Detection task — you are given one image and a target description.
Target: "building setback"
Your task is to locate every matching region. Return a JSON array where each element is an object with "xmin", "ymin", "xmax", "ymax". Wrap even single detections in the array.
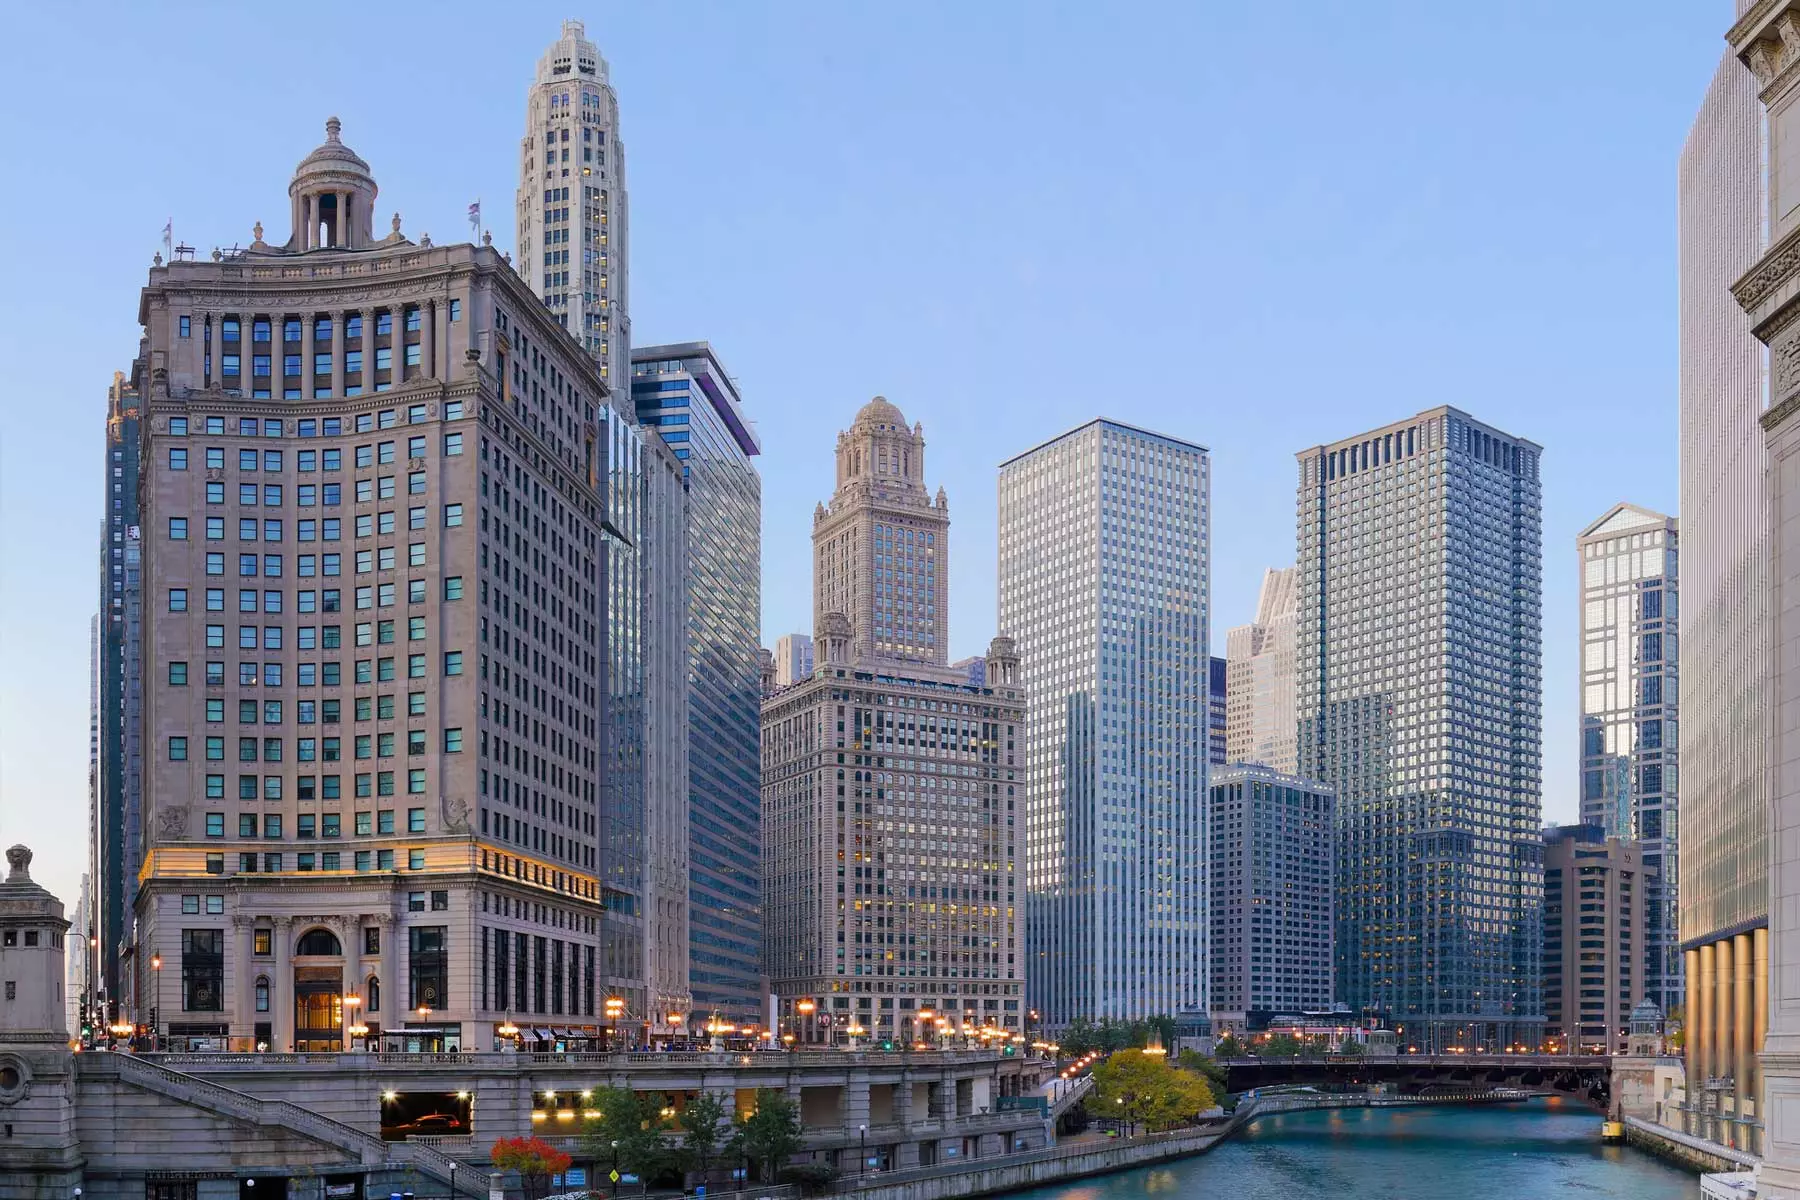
[
  {"xmin": 1208, "ymin": 765, "xmax": 1333, "ymax": 1035},
  {"xmin": 1224, "ymin": 566, "xmax": 1299, "ymax": 776},
  {"xmin": 131, "ymin": 119, "xmax": 622, "ymax": 1053},
  {"xmin": 1576, "ymin": 503, "xmax": 1680, "ymax": 1019},
  {"xmin": 763, "ymin": 398, "xmax": 1025, "ymax": 1044},
  {"xmin": 999, "ymin": 419, "xmax": 1210, "ymax": 1027},
  {"xmin": 1296, "ymin": 407, "xmax": 1544, "ymax": 1052},
  {"xmin": 632, "ymin": 342, "xmax": 765, "ymax": 1024},
  {"xmin": 1542, "ymin": 825, "xmax": 1651, "ymax": 1055}
]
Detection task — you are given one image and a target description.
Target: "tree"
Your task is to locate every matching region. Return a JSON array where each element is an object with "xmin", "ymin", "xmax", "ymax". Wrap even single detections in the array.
[
  {"xmin": 491, "ymin": 1136, "xmax": 572, "ymax": 1200},
  {"xmin": 680, "ymin": 1090, "xmax": 730, "ymax": 1190},
  {"xmin": 1213, "ymin": 1033, "xmax": 1246, "ymax": 1059},
  {"xmin": 1090, "ymin": 1048, "xmax": 1217, "ymax": 1134},
  {"xmin": 580, "ymin": 1088, "xmax": 673, "ymax": 1193},
  {"xmin": 1176, "ymin": 1049, "xmax": 1228, "ymax": 1096},
  {"xmin": 1336, "ymin": 1038, "xmax": 1364, "ymax": 1057},
  {"xmin": 1261, "ymin": 1033, "xmax": 1303, "ymax": 1058},
  {"xmin": 728, "ymin": 1089, "xmax": 805, "ymax": 1182}
]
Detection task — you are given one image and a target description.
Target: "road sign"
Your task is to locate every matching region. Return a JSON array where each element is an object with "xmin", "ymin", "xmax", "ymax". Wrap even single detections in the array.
[{"xmin": 609, "ymin": 1171, "xmax": 621, "ymax": 1184}]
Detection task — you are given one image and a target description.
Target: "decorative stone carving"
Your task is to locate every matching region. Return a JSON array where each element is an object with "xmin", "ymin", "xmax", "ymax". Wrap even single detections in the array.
[
  {"xmin": 0, "ymin": 1054, "xmax": 34, "ymax": 1107},
  {"xmin": 157, "ymin": 807, "xmax": 188, "ymax": 839}
]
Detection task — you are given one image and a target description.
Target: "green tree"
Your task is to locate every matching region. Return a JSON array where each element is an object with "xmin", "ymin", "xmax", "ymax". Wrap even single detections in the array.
[
  {"xmin": 728, "ymin": 1089, "xmax": 805, "ymax": 1182},
  {"xmin": 1061, "ymin": 1017, "xmax": 1097, "ymax": 1055},
  {"xmin": 679, "ymin": 1090, "xmax": 730, "ymax": 1190},
  {"xmin": 1090, "ymin": 1048, "xmax": 1217, "ymax": 1134},
  {"xmin": 1261, "ymin": 1033, "xmax": 1303, "ymax": 1058},
  {"xmin": 580, "ymin": 1088, "xmax": 672, "ymax": 1193},
  {"xmin": 1213, "ymin": 1033, "xmax": 1246, "ymax": 1058},
  {"xmin": 1176, "ymin": 1049, "xmax": 1228, "ymax": 1095},
  {"xmin": 1336, "ymin": 1038, "xmax": 1364, "ymax": 1057}
]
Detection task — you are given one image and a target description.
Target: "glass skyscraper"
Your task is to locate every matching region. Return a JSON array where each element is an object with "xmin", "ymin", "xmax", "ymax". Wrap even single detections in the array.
[
  {"xmin": 1577, "ymin": 503, "xmax": 1680, "ymax": 1017},
  {"xmin": 999, "ymin": 419, "xmax": 1210, "ymax": 1027},
  {"xmin": 632, "ymin": 343, "xmax": 764, "ymax": 1024},
  {"xmin": 1296, "ymin": 407, "xmax": 1543, "ymax": 1052}
]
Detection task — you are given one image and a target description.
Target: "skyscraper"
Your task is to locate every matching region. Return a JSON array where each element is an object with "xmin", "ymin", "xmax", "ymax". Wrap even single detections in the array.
[
  {"xmin": 1207, "ymin": 657, "xmax": 1227, "ymax": 767},
  {"xmin": 762, "ymin": 398, "xmax": 1026, "ymax": 1044},
  {"xmin": 632, "ymin": 343, "xmax": 765, "ymax": 1024},
  {"xmin": 998, "ymin": 419, "xmax": 1211, "ymax": 1027},
  {"xmin": 93, "ymin": 370, "xmax": 143, "ymax": 1020},
  {"xmin": 773, "ymin": 634, "xmax": 813, "ymax": 687},
  {"xmin": 131, "ymin": 119, "xmax": 616, "ymax": 1052},
  {"xmin": 1678, "ymin": 19, "xmax": 1768, "ymax": 1151},
  {"xmin": 516, "ymin": 19, "xmax": 629, "ymax": 384},
  {"xmin": 519, "ymin": 21, "xmax": 690, "ymax": 1036},
  {"xmin": 1541, "ymin": 825, "xmax": 1653, "ymax": 1055},
  {"xmin": 1224, "ymin": 566, "xmax": 1299, "ymax": 775},
  {"xmin": 1296, "ymin": 408, "xmax": 1543, "ymax": 1052},
  {"xmin": 812, "ymin": 398, "xmax": 950, "ymax": 670},
  {"xmin": 1576, "ymin": 503, "xmax": 1680, "ymax": 1017},
  {"xmin": 1208, "ymin": 765, "xmax": 1333, "ymax": 1035}
]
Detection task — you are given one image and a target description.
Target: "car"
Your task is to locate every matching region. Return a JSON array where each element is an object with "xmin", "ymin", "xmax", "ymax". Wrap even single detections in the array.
[{"xmin": 399, "ymin": 1113, "xmax": 465, "ymax": 1134}]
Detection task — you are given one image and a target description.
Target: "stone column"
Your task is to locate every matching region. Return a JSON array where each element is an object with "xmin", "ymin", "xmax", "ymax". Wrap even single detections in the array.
[
  {"xmin": 1686, "ymin": 945, "xmax": 1701, "ymax": 1131},
  {"xmin": 302, "ymin": 314, "xmax": 318, "ymax": 399},
  {"xmin": 1699, "ymin": 942, "xmax": 1716, "ymax": 1095},
  {"xmin": 422, "ymin": 299, "xmax": 437, "ymax": 380},
  {"xmin": 1730, "ymin": 10, "xmax": 1800, "ymax": 1191},
  {"xmin": 1739, "ymin": 932, "xmax": 1755, "ymax": 1141},
  {"xmin": 329, "ymin": 309, "xmax": 346, "ymax": 398},
  {"xmin": 234, "ymin": 914, "xmax": 256, "ymax": 1048},
  {"xmin": 1719, "ymin": 940, "xmax": 1737, "ymax": 1145},
  {"xmin": 272, "ymin": 916, "xmax": 294, "ymax": 1051},
  {"xmin": 207, "ymin": 313, "xmax": 222, "ymax": 388},
  {"xmin": 1761, "ymin": 927, "xmax": 1773, "ymax": 1141}
]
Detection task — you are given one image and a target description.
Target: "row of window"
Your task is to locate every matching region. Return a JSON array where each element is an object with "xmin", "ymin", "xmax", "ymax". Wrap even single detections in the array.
[
  {"xmin": 166, "ymin": 401, "xmax": 465, "ymax": 441},
  {"xmin": 168, "ymin": 728, "xmax": 463, "ymax": 761},
  {"xmin": 169, "ymin": 505, "xmax": 463, "ymax": 542},
  {"xmin": 167, "ymin": 577, "xmax": 462, "ymax": 614},
  {"xmin": 179, "ymin": 311, "xmax": 439, "ymax": 342},
  {"xmin": 167, "ymin": 652, "xmax": 462, "ymax": 688},
  {"xmin": 196, "ymin": 808, "xmax": 431, "ymax": 839}
]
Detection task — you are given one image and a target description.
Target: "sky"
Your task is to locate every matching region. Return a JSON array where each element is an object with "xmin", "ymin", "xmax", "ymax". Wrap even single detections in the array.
[{"xmin": 0, "ymin": 1, "xmax": 1732, "ymax": 907}]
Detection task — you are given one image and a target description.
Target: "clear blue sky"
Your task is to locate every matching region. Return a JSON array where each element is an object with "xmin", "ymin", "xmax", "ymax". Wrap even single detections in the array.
[{"xmin": 0, "ymin": 1, "xmax": 1730, "ymax": 906}]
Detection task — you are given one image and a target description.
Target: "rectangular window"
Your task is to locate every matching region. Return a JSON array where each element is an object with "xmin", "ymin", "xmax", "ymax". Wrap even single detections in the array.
[
  {"xmin": 182, "ymin": 929, "xmax": 225, "ymax": 1011},
  {"xmin": 443, "ymin": 651, "xmax": 463, "ymax": 676},
  {"xmin": 169, "ymin": 737, "xmax": 189, "ymax": 761},
  {"xmin": 169, "ymin": 517, "xmax": 188, "ymax": 540}
]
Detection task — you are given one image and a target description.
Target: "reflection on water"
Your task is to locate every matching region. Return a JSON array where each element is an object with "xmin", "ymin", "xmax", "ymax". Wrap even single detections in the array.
[{"xmin": 1007, "ymin": 1099, "xmax": 1699, "ymax": 1200}]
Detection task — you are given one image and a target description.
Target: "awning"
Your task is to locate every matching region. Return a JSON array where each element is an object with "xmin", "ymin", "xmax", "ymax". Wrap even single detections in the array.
[{"xmin": 533, "ymin": 1027, "xmax": 554, "ymax": 1040}]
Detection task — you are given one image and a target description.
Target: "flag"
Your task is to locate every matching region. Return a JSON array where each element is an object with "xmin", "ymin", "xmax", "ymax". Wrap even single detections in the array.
[{"xmin": 468, "ymin": 201, "xmax": 481, "ymax": 231}]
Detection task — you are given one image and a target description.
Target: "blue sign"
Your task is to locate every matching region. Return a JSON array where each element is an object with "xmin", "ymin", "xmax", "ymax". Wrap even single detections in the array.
[{"xmin": 621, "ymin": 1175, "xmax": 640, "ymax": 1185}]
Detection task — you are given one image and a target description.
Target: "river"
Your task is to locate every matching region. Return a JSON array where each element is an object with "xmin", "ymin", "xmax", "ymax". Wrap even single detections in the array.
[{"xmin": 1008, "ymin": 1098, "xmax": 1702, "ymax": 1200}]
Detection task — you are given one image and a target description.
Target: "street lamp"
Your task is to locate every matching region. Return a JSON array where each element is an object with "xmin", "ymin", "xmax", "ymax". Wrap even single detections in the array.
[
  {"xmin": 859, "ymin": 1123, "xmax": 868, "ymax": 1178},
  {"xmin": 797, "ymin": 998, "xmax": 816, "ymax": 1046},
  {"xmin": 149, "ymin": 952, "xmax": 163, "ymax": 1051}
]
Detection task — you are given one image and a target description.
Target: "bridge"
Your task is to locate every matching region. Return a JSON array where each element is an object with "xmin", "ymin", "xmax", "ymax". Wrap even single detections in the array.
[{"xmin": 1219, "ymin": 1054, "xmax": 1614, "ymax": 1107}]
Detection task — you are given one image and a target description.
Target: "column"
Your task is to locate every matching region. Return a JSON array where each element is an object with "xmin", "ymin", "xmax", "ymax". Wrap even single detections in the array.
[
  {"xmin": 272, "ymin": 916, "xmax": 294, "ymax": 1052},
  {"xmin": 1759, "ymin": 926, "xmax": 1771, "ymax": 1143},
  {"xmin": 207, "ymin": 313, "xmax": 222, "ymax": 388},
  {"xmin": 344, "ymin": 914, "xmax": 363, "ymax": 1048},
  {"xmin": 1686, "ymin": 945, "xmax": 1701, "ymax": 1131},
  {"xmin": 1720, "ymin": 939, "xmax": 1737, "ymax": 1146},
  {"xmin": 1738, "ymin": 933, "xmax": 1755, "ymax": 1140},
  {"xmin": 421, "ymin": 300, "xmax": 437, "ymax": 380},
  {"xmin": 302, "ymin": 314, "xmax": 318, "ymax": 399},
  {"xmin": 329, "ymin": 309, "xmax": 346, "ymax": 398},
  {"xmin": 234, "ymin": 915, "xmax": 256, "ymax": 1049},
  {"xmin": 1699, "ymin": 942, "xmax": 1716, "ymax": 1114}
]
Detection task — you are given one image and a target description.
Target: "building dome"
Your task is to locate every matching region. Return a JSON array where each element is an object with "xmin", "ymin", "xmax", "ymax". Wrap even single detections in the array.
[
  {"xmin": 855, "ymin": 396, "xmax": 907, "ymax": 430},
  {"xmin": 286, "ymin": 117, "xmax": 378, "ymax": 251}
]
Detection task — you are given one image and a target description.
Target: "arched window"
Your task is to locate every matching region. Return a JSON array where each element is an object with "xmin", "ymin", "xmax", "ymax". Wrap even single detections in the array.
[
  {"xmin": 367, "ymin": 975, "xmax": 381, "ymax": 1013},
  {"xmin": 295, "ymin": 927, "xmax": 343, "ymax": 957},
  {"xmin": 254, "ymin": 976, "xmax": 270, "ymax": 1013}
]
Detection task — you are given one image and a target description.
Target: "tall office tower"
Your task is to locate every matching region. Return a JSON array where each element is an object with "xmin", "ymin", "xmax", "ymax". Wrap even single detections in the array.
[
  {"xmin": 1680, "ymin": 15, "xmax": 1769, "ymax": 1154},
  {"xmin": 773, "ymin": 634, "xmax": 813, "ymax": 687},
  {"xmin": 1541, "ymin": 826, "xmax": 1652, "ymax": 1055},
  {"xmin": 68, "ymin": 874, "xmax": 93, "ymax": 1036},
  {"xmin": 517, "ymin": 19, "xmax": 629, "ymax": 384},
  {"xmin": 1207, "ymin": 765, "xmax": 1333, "ymax": 1036},
  {"xmin": 999, "ymin": 419, "xmax": 1211, "ymax": 1027},
  {"xmin": 1207, "ymin": 657, "xmax": 1227, "ymax": 767},
  {"xmin": 1576, "ymin": 504, "xmax": 1681, "ymax": 1018},
  {"xmin": 1224, "ymin": 566, "xmax": 1299, "ymax": 775},
  {"xmin": 131, "ymin": 120, "xmax": 619, "ymax": 1053},
  {"xmin": 93, "ymin": 371, "xmax": 143, "ymax": 1020},
  {"xmin": 812, "ymin": 398, "xmax": 950, "ymax": 670},
  {"xmin": 1296, "ymin": 408, "xmax": 1544, "ymax": 1053},
  {"xmin": 950, "ymin": 656, "xmax": 988, "ymax": 687},
  {"xmin": 763, "ymin": 398, "xmax": 1025, "ymax": 1044},
  {"xmin": 632, "ymin": 343, "xmax": 764, "ymax": 1023}
]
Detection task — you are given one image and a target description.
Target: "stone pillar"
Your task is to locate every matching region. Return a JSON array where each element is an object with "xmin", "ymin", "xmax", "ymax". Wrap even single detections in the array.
[
  {"xmin": 1699, "ymin": 942, "xmax": 1716, "ymax": 1094},
  {"xmin": 1719, "ymin": 939, "xmax": 1737, "ymax": 1145},
  {"xmin": 1731, "ymin": 10, "xmax": 1800, "ymax": 1191},
  {"xmin": 0, "ymin": 846, "xmax": 85, "ymax": 1195},
  {"xmin": 1686, "ymin": 945, "xmax": 1701, "ymax": 1130},
  {"xmin": 234, "ymin": 914, "xmax": 256, "ymax": 1047},
  {"xmin": 302, "ymin": 314, "xmax": 318, "ymax": 399},
  {"xmin": 272, "ymin": 915, "xmax": 294, "ymax": 1051},
  {"xmin": 207, "ymin": 312, "xmax": 222, "ymax": 387},
  {"xmin": 1761, "ymin": 926, "xmax": 1773, "ymax": 1139},
  {"xmin": 1739, "ymin": 932, "xmax": 1755, "ymax": 1139},
  {"xmin": 422, "ymin": 299, "xmax": 437, "ymax": 381},
  {"xmin": 345, "ymin": 913, "xmax": 363, "ymax": 1046},
  {"xmin": 329, "ymin": 309, "xmax": 346, "ymax": 398}
]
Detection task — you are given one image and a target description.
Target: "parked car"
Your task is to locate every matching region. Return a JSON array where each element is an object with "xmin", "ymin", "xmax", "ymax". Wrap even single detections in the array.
[{"xmin": 398, "ymin": 1113, "xmax": 465, "ymax": 1134}]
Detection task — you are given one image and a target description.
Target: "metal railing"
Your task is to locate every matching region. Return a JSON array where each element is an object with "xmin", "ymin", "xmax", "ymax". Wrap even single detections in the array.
[{"xmin": 132, "ymin": 1047, "xmax": 1018, "ymax": 1070}]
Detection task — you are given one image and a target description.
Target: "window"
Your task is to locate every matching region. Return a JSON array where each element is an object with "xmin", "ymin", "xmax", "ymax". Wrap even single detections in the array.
[
  {"xmin": 169, "ymin": 661, "xmax": 189, "ymax": 686},
  {"xmin": 255, "ymin": 976, "xmax": 271, "ymax": 1012},
  {"xmin": 169, "ymin": 517, "xmax": 188, "ymax": 540},
  {"xmin": 254, "ymin": 929, "xmax": 272, "ymax": 955},
  {"xmin": 169, "ymin": 588, "xmax": 188, "ymax": 612},
  {"xmin": 444, "ymin": 728, "xmax": 463, "ymax": 753},
  {"xmin": 180, "ymin": 315, "xmax": 192, "ymax": 338},
  {"xmin": 444, "ymin": 577, "xmax": 464, "ymax": 600},
  {"xmin": 409, "ymin": 927, "xmax": 447, "ymax": 1008},
  {"xmin": 205, "ymin": 812, "xmax": 224, "ymax": 838},
  {"xmin": 409, "ymin": 891, "xmax": 426, "ymax": 912},
  {"xmin": 264, "ymin": 814, "xmax": 282, "ymax": 838},
  {"xmin": 444, "ymin": 651, "xmax": 463, "ymax": 676},
  {"xmin": 408, "ymin": 849, "xmax": 426, "ymax": 870},
  {"xmin": 239, "ymin": 814, "xmax": 257, "ymax": 838},
  {"xmin": 444, "ymin": 432, "xmax": 463, "ymax": 456},
  {"xmin": 322, "ymin": 813, "xmax": 341, "ymax": 838},
  {"xmin": 444, "ymin": 503, "xmax": 463, "ymax": 527},
  {"xmin": 378, "ymin": 810, "xmax": 395, "ymax": 834},
  {"xmin": 170, "ymin": 447, "xmax": 189, "ymax": 470},
  {"xmin": 169, "ymin": 736, "xmax": 189, "ymax": 761},
  {"xmin": 182, "ymin": 929, "xmax": 225, "ymax": 1011},
  {"xmin": 408, "ymin": 807, "xmax": 426, "ymax": 832}
]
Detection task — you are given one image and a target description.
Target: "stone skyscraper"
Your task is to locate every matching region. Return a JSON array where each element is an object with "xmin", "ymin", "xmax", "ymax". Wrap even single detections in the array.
[
  {"xmin": 1296, "ymin": 408, "xmax": 1544, "ymax": 1053},
  {"xmin": 999, "ymin": 419, "xmax": 1211, "ymax": 1027},
  {"xmin": 1679, "ymin": 7, "xmax": 1768, "ymax": 1153},
  {"xmin": 1542, "ymin": 826, "xmax": 1652, "ymax": 1055},
  {"xmin": 632, "ymin": 343, "xmax": 764, "ymax": 1024},
  {"xmin": 519, "ymin": 22, "xmax": 691, "ymax": 1037},
  {"xmin": 1576, "ymin": 503, "xmax": 1680, "ymax": 1018},
  {"xmin": 516, "ymin": 19, "xmax": 629, "ymax": 386},
  {"xmin": 1224, "ymin": 566, "xmax": 1298, "ymax": 775},
  {"xmin": 130, "ymin": 119, "xmax": 619, "ymax": 1052},
  {"xmin": 763, "ymin": 398, "xmax": 1025, "ymax": 1045}
]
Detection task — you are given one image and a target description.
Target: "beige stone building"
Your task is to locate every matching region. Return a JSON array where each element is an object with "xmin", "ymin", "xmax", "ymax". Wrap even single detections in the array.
[
  {"xmin": 1541, "ymin": 825, "xmax": 1651, "ymax": 1055},
  {"xmin": 764, "ymin": 399, "xmax": 1025, "ymax": 1046},
  {"xmin": 1223, "ymin": 566, "xmax": 1298, "ymax": 775},
  {"xmin": 129, "ymin": 119, "xmax": 629, "ymax": 1053}
]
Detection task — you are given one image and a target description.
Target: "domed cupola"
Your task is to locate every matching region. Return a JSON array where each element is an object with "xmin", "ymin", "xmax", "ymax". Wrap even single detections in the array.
[{"xmin": 288, "ymin": 116, "xmax": 378, "ymax": 250}]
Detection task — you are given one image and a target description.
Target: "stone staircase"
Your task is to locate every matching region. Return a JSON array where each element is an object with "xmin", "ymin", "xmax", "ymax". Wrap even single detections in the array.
[{"xmin": 85, "ymin": 1052, "xmax": 488, "ymax": 1197}]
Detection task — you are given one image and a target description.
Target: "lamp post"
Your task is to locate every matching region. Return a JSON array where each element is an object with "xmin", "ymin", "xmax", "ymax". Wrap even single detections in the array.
[
  {"xmin": 916, "ymin": 1008, "xmax": 934, "ymax": 1051},
  {"xmin": 605, "ymin": 996, "xmax": 626, "ymax": 1050},
  {"xmin": 343, "ymin": 992, "xmax": 362, "ymax": 1052},
  {"xmin": 797, "ymin": 998, "xmax": 815, "ymax": 1047},
  {"xmin": 149, "ymin": 951, "xmax": 163, "ymax": 1051},
  {"xmin": 858, "ymin": 1124, "xmax": 867, "ymax": 1179}
]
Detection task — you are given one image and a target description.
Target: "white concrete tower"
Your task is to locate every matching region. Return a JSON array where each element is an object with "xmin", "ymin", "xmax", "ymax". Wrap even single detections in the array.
[{"xmin": 517, "ymin": 19, "xmax": 630, "ymax": 391}]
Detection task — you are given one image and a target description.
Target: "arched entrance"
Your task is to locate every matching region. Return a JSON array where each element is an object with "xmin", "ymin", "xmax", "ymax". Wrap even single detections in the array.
[{"xmin": 293, "ymin": 926, "xmax": 344, "ymax": 1052}]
